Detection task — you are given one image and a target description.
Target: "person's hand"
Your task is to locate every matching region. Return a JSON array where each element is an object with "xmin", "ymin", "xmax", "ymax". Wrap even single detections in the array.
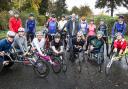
[
  {"xmin": 119, "ymin": 49, "xmax": 123, "ymax": 55},
  {"xmin": 31, "ymin": 47, "xmax": 36, "ymax": 51},
  {"xmin": 90, "ymin": 45, "xmax": 94, "ymax": 50},
  {"xmin": 114, "ymin": 48, "xmax": 117, "ymax": 52},
  {"xmin": 0, "ymin": 51, "xmax": 5, "ymax": 56}
]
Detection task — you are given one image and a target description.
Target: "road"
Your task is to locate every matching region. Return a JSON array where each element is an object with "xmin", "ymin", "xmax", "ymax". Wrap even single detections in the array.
[{"xmin": 0, "ymin": 52, "xmax": 128, "ymax": 89}]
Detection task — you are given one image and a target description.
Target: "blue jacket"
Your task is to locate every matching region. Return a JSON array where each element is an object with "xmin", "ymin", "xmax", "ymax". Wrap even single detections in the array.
[
  {"xmin": 25, "ymin": 19, "xmax": 36, "ymax": 33},
  {"xmin": 0, "ymin": 39, "xmax": 13, "ymax": 62},
  {"xmin": 0, "ymin": 39, "xmax": 12, "ymax": 52},
  {"xmin": 112, "ymin": 22, "xmax": 127, "ymax": 36},
  {"xmin": 48, "ymin": 21, "xmax": 57, "ymax": 34}
]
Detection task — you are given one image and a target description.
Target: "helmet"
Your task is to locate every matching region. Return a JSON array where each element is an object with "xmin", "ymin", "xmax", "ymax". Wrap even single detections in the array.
[
  {"xmin": 115, "ymin": 32, "xmax": 122, "ymax": 37},
  {"xmin": 7, "ymin": 31, "xmax": 15, "ymax": 37},
  {"xmin": 119, "ymin": 15, "xmax": 124, "ymax": 19},
  {"xmin": 36, "ymin": 31, "xmax": 43, "ymax": 36},
  {"xmin": 14, "ymin": 10, "xmax": 20, "ymax": 15},
  {"xmin": 29, "ymin": 13, "xmax": 34, "ymax": 17},
  {"xmin": 18, "ymin": 27, "xmax": 25, "ymax": 32},
  {"xmin": 97, "ymin": 31, "xmax": 104, "ymax": 36},
  {"xmin": 55, "ymin": 33, "xmax": 61, "ymax": 38}
]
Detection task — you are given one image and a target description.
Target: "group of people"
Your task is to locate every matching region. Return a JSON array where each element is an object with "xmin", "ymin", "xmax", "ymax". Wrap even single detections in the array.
[{"xmin": 0, "ymin": 10, "xmax": 127, "ymax": 66}]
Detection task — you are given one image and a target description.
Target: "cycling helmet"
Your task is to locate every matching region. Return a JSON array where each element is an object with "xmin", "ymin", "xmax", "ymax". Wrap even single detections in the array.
[
  {"xmin": 36, "ymin": 31, "xmax": 43, "ymax": 36},
  {"xmin": 18, "ymin": 27, "xmax": 25, "ymax": 32},
  {"xmin": 119, "ymin": 15, "xmax": 124, "ymax": 19},
  {"xmin": 97, "ymin": 31, "xmax": 104, "ymax": 36},
  {"xmin": 29, "ymin": 13, "xmax": 34, "ymax": 17},
  {"xmin": 7, "ymin": 31, "xmax": 15, "ymax": 37},
  {"xmin": 55, "ymin": 33, "xmax": 61, "ymax": 38},
  {"xmin": 115, "ymin": 32, "xmax": 123, "ymax": 37}
]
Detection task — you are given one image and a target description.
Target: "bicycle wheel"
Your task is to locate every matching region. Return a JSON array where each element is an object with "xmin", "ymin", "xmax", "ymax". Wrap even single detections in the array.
[
  {"xmin": 33, "ymin": 59, "xmax": 49, "ymax": 78},
  {"xmin": 125, "ymin": 53, "xmax": 128, "ymax": 65},
  {"xmin": 61, "ymin": 60, "xmax": 67, "ymax": 73},
  {"xmin": 52, "ymin": 58, "xmax": 61, "ymax": 74},
  {"xmin": 0, "ymin": 62, "xmax": 3, "ymax": 72}
]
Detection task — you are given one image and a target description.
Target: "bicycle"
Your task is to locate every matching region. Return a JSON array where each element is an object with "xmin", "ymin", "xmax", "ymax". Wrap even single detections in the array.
[{"xmin": 105, "ymin": 48, "xmax": 128, "ymax": 75}]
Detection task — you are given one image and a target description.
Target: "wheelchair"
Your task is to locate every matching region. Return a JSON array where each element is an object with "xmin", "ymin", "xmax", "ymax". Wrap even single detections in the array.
[{"xmin": 87, "ymin": 45, "xmax": 104, "ymax": 72}]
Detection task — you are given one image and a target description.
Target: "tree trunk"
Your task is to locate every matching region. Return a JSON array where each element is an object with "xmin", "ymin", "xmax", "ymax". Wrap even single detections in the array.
[{"xmin": 110, "ymin": 0, "xmax": 114, "ymax": 17}]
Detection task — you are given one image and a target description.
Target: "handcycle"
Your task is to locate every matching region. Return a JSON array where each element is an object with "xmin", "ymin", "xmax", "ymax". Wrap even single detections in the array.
[
  {"xmin": 105, "ymin": 48, "xmax": 128, "ymax": 75},
  {"xmin": 0, "ymin": 46, "xmax": 49, "ymax": 78},
  {"xmin": 33, "ymin": 49, "xmax": 67, "ymax": 76},
  {"xmin": 86, "ymin": 45, "xmax": 104, "ymax": 72}
]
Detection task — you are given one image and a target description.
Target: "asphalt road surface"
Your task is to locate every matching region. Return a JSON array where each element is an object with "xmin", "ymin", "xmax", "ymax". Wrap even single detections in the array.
[{"xmin": 0, "ymin": 51, "xmax": 128, "ymax": 89}]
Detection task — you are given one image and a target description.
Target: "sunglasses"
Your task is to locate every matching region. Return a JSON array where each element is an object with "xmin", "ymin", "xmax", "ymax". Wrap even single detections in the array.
[{"xmin": 77, "ymin": 36, "xmax": 81, "ymax": 37}]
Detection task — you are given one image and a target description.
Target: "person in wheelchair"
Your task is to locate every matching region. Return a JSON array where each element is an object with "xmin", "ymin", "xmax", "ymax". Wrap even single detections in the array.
[
  {"xmin": 0, "ymin": 31, "xmax": 15, "ymax": 65},
  {"xmin": 72, "ymin": 32, "xmax": 85, "ymax": 63},
  {"xmin": 87, "ymin": 31, "xmax": 104, "ymax": 55},
  {"xmin": 31, "ymin": 31, "xmax": 45, "ymax": 55},
  {"xmin": 51, "ymin": 33, "xmax": 64, "ymax": 55},
  {"xmin": 113, "ymin": 32, "xmax": 127, "ymax": 57},
  {"xmin": 12, "ymin": 27, "xmax": 28, "ymax": 55}
]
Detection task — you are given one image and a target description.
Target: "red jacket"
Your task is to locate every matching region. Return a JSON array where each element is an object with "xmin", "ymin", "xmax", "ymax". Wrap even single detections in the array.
[
  {"xmin": 114, "ymin": 39, "xmax": 127, "ymax": 50},
  {"xmin": 9, "ymin": 17, "xmax": 22, "ymax": 33}
]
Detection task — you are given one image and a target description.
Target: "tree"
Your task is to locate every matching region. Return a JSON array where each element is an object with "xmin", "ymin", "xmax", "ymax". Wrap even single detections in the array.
[
  {"xmin": 54, "ymin": 0, "xmax": 67, "ymax": 17},
  {"xmin": 70, "ymin": 6, "xmax": 93, "ymax": 17},
  {"xmin": 95, "ymin": 0, "xmax": 128, "ymax": 17},
  {"xmin": 39, "ymin": 0, "xmax": 48, "ymax": 15},
  {"xmin": 0, "ymin": 0, "xmax": 12, "ymax": 11}
]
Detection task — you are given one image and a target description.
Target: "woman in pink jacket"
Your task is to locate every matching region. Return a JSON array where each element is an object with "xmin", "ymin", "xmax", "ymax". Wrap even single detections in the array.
[{"xmin": 85, "ymin": 19, "xmax": 96, "ymax": 51}]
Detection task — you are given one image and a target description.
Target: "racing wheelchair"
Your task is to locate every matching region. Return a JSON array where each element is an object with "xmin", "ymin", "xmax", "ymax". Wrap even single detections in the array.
[{"xmin": 86, "ymin": 44, "xmax": 104, "ymax": 72}]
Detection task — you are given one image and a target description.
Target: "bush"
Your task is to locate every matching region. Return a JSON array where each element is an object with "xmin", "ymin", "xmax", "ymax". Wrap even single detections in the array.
[
  {"xmin": 0, "ymin": 11, "xmax": 9, "ymax": 30},
  {"xmin": 37, "ymin": 15, "xmax": 47, "ymax": 26}
]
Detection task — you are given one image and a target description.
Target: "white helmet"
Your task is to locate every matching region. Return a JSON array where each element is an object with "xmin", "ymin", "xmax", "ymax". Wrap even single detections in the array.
[
  {"xmin": 18, "ymin": 27, "xmax": 25, "ymax": 32},
  {"xmin": 7, "ymin": 31, "xmax": 16, "ymax": 37}
]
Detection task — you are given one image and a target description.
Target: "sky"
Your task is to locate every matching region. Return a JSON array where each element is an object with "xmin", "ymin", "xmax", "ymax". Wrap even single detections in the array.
[{"xmin": 66, "ymin": 0, "xmax": 128, "ymax": 16}]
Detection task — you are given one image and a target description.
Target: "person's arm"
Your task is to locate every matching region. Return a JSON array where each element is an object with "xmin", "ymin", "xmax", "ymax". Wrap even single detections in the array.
[
  {"xmin": 19, "ymin": 18, "xmax": 22, "ymax": 27},
  {"xmin": 121, "ymin": 40, "xmax": 127, "ymax": 51},
  {"xmin": 122, "ymin": 23, "xmax": 127, "ymax": 36},
  {"xmin": 15, "ymin": 38, "xmax": 25, "ymax": 53},
  {"xmin": 24, "ymin": 37, "xmax": 28, "ymax": 52},
  {"xmin": 34, "ymin": 20, "xmax": 37, "ymax": 33},
  {"xmin": 9, "ymin": 18, "xmax": 14, "ymax": 31},
  {"xmin": 51, "ymin": 46, "xmax": 59, "ymax": 53}
]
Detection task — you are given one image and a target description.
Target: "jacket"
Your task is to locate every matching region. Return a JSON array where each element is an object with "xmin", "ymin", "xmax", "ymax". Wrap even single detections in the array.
[{"xmin": 9, "ymin": 17, "xmax": 22, "ymax": 33}]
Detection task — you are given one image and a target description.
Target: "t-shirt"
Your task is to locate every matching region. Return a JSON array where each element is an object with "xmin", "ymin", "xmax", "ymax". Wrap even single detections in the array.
[
  {"xmin": 72, "ymin": 38, "xmax": 85, "ymax": 47},
  {"xmin": 51, "ymin": 41, "xmax": 63, "ymax": 50},
  {"xmin": 88, "ymin": 24, "xmax": 96, "ymax": 36}
]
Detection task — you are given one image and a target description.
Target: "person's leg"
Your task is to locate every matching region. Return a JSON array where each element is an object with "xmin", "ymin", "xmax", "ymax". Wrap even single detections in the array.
[{"xmin": 85, "ymin": 36, "xmax": 91, "ymax": 50}]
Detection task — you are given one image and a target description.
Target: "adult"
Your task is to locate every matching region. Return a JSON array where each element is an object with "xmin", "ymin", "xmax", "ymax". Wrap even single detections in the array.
[
  {"xmin": 85, "ymin": 19, "xmax": 96, "ymax": 51},
  {"xmin": 0, "ymin": 31, "xmax": 15, "ymax": 65},
  {"xmin": 25, "ymin": 13, "xmax": 37, "ymax": 42},
  {"xmin": 79, "ymin": 16, "xmax": 88, "ymax": 37},
  {"xmin": 13, "ymin": 28, "xmax": 28, "ymax": 55},
  {"xmin": 9, "ymin": 11, "xmax": 22, "ymax": 33},
  {"xmin": 97, "ymin": 19, "xmax": 109, "ymax": 56},
  {"xmin": 58, "ymin": 15, "xmax": 67, "ymax": 32},
  {"xmin": 66, "ymin": 13, "xmax": 79, "ymax": 51}
]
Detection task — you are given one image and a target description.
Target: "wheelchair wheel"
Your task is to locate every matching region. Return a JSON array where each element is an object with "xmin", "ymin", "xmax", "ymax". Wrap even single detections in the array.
[
  {"xmin": 105, "ymin": 52, "xmax": 116, "ymax": 76},
  {"xmin": 125, "ymin": 53, "xmax": 128, "ymax": 65},
  {"xmin": 52, "ymin": 57, "xmax": 61, "ymax": 74},
  {"xmin": 3, "ymin": 55, "xmax": 14, "ymax": 68},
  {"xmin": 33, "ymin": 59, "xmax": 50, "ymax": 78}
]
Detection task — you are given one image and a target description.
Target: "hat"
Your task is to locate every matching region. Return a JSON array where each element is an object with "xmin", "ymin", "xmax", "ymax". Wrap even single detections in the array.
[
  {"xmin": 29, "ymin": 13, "xmax": 34, "ymax": 17},
  {"xmin": 119, "ymin": 15, "xmax": 124, "ymax": 19},
  {"xmin": 7, "ymin": 31, "xmax": 16, "ymax": 37}
]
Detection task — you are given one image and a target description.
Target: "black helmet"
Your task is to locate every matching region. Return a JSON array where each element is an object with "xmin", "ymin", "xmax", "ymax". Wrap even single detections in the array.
[
  {"xmin": 29, "ymin": 13, "xmax": 34, "ymax": 17},
  {"xmin": 55, "ymin": 33, "xmax": 61, "ymax": 38}
]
